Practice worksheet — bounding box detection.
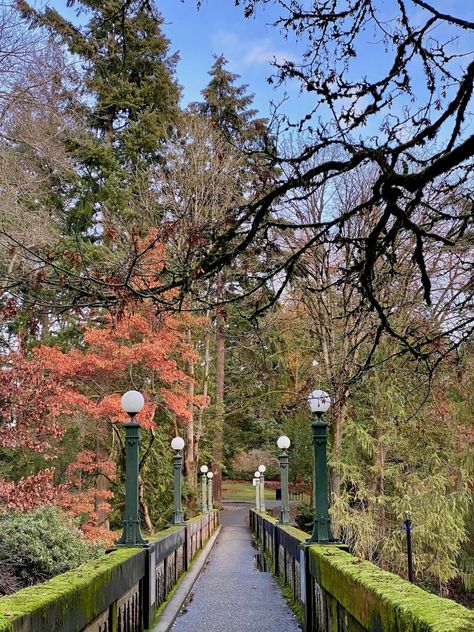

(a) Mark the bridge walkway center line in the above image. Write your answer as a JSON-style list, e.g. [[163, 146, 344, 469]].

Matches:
[[171, 502, 301, 632]]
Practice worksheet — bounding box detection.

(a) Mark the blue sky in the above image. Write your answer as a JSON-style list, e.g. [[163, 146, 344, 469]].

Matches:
[[51, 0, 310, 122], [157, 0, 474, 138], [47, 0, 474, 138], [158, 0, 303, 117]]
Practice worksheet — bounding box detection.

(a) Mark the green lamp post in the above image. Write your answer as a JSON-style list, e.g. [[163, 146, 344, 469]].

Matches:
[[116, 390, 148, 547], [258, 464, 266, 512], [200, 465, 209, 513], [207, 471, 214, 511], [307, 389, 333, 544], [170, 436, 185, 525], [277, 435, 291, 524], [254, 470, 261, 511]]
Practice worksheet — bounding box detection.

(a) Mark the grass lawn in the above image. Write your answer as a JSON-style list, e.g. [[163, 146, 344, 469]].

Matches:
[[222, 480, 258, 501], [222, 480, 311, 504]]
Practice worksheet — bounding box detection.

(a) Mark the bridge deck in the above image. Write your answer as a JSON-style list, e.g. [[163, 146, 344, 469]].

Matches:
[[172, 502, 301, 631]]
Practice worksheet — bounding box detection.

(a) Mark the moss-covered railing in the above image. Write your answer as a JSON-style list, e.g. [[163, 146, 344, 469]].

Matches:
[[0, 510, 219, 632], [250, 510, 474, 632]]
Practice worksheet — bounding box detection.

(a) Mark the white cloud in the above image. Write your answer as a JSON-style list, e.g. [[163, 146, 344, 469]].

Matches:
[[243, 39, 292, 66], [212, 30, 292, 70]]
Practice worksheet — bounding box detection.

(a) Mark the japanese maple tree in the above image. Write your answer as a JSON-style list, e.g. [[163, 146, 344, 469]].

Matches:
[[0, 300, 207, 541]]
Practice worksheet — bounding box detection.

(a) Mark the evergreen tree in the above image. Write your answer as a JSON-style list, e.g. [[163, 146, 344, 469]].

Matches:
[[197, 54, 266, 146], [17, 0, 180, 234], [190, 55, 272, 503]]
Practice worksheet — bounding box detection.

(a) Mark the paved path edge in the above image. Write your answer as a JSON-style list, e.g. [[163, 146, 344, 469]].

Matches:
[[149, 524, 222, 632]]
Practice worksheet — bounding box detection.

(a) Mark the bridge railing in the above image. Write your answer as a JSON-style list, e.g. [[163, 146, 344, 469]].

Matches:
[[250, 509, 474, 632], [0, 511, 218, 632]]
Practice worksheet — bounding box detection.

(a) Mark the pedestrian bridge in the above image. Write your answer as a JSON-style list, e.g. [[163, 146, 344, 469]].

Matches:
[[0, 504, 472, 632]]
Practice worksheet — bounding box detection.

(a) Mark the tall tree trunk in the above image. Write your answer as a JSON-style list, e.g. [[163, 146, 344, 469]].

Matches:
[[196, 314, 211, 455], [102, 111, 115, 245], [194, 316, 211, 514], [185, 329, 198, 514], [213, 275, 225, 507], [139, 474, 154, 533]]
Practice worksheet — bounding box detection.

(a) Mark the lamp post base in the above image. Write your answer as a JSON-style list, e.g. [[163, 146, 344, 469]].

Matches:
[[169, 511, 185, 526], [116, 520, 149, 547], [277, 510, 291, 525], [308, 512, 332, 543]]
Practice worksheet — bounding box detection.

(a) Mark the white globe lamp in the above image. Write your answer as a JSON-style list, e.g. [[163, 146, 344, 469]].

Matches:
[[171, 436, 185, 452], [277, 435, 291, 450], [121, 390, 145, 415], [308, 389, 331, 414]]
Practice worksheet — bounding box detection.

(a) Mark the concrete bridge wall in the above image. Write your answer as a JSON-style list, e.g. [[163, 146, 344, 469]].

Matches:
[[0, 511, 218, 632], [250, 510, 474, 632]]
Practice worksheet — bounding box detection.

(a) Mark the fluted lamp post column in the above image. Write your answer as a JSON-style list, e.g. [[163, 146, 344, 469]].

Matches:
[[200, 465, 209, 513], [170, 437, 185, 525], [258, 464, 266, 512], [207, 471, 214, 511], [308, 389, 333, 544], [277, 435, 291, 524], [116, 390, 148, 547], [254, 470, 261, 511]]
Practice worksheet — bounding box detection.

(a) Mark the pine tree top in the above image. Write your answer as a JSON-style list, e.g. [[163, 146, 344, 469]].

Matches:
[[198, 54, 267, 144]]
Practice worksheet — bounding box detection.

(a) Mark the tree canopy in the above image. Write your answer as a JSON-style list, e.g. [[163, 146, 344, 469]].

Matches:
[[0, 0, 472, 602], [2, 0, 472, 369]]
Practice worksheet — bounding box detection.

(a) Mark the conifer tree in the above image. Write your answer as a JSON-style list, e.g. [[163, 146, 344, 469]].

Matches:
[[16, 0, 180, 234], [193, 55, 271, 503], [198, 54, 267, 146]]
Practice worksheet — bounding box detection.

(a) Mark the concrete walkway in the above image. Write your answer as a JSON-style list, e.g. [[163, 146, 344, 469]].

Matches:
[[172, 503, 301, 632]]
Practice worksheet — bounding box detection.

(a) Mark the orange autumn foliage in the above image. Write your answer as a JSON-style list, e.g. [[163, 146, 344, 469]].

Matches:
[[38, 304, 206, 426], [0, 303, 207, 542]]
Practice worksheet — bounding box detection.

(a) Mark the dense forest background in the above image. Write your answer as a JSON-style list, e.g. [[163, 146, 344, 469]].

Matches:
[[0, 0, 472, 605]]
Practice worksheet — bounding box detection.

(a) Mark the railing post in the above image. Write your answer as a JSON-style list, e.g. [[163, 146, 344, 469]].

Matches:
[[278, 450, 291, 524], [208, 475, 213, 511], [201, 473, 208, 513], [255, 476, 261, 511]]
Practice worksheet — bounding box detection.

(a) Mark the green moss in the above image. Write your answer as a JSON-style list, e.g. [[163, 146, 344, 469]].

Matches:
[[252, 512, 474, 632], [278, 524, 308, 543], [255, 510, 278, 524], [183, 512, 211, 525], [148, 525, 183, 543], [278, 580, 304, 625], [0, 547, 140, 631], [0, 515, 219, 632], [309, 545, 474, 632]]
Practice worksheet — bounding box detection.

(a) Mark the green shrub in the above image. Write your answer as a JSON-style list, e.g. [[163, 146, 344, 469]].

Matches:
[[0, 506, 102, 593], [294, 502, 313, 534]]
